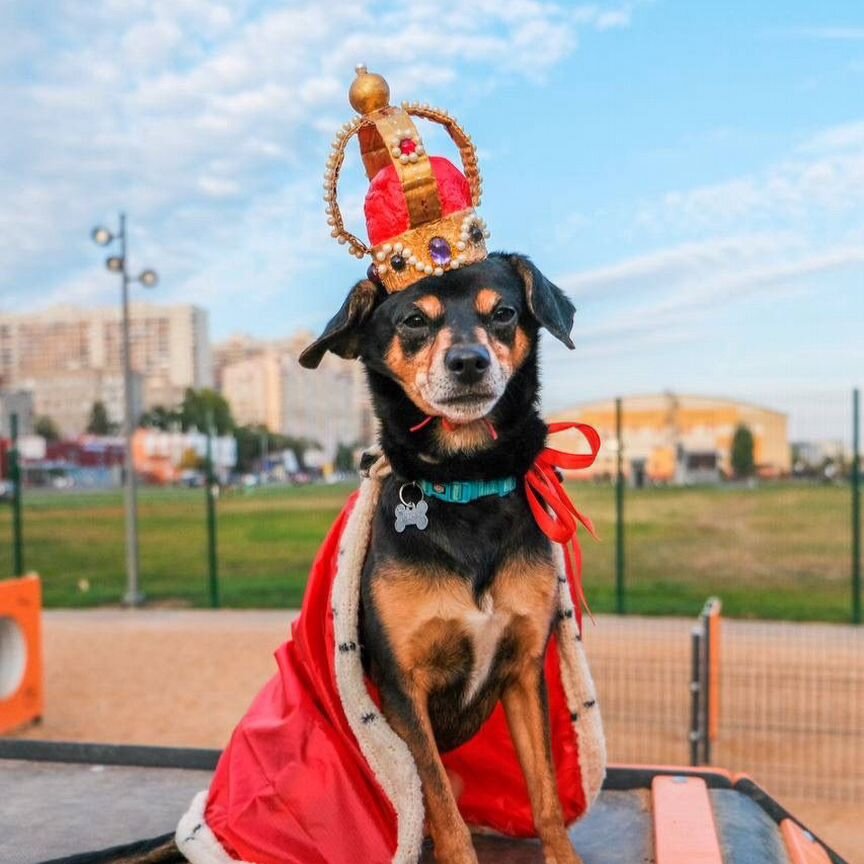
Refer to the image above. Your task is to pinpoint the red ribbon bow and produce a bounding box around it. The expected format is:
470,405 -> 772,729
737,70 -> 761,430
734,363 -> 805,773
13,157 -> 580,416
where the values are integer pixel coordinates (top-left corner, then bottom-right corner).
525,422 -> 601,632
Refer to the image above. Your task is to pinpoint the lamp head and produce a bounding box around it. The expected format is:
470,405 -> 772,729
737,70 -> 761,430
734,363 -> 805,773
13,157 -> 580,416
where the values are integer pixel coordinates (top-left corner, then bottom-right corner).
138,269 -> 158,288
92,227 -> 113,246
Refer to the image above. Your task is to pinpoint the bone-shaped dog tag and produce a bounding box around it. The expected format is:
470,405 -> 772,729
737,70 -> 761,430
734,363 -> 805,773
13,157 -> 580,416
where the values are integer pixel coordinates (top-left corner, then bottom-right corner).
394,488 -> 429,533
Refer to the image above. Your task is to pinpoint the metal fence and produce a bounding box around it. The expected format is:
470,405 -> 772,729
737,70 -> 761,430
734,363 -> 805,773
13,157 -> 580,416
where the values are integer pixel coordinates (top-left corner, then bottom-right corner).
592,602 -> 864,804
0,387 -> 861,621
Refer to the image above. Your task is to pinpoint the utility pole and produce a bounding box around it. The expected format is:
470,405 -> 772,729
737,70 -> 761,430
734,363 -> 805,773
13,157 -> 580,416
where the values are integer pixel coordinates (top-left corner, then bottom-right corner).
206,410 -> 221,609
10,413 -> 24,576
91,214 -> 158,606
615,397 -> 626,614
853,388 -> 861,625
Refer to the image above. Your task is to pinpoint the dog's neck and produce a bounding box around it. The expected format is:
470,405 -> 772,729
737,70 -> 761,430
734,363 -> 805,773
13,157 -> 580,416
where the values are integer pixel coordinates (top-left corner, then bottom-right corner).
365,356 -> 548,483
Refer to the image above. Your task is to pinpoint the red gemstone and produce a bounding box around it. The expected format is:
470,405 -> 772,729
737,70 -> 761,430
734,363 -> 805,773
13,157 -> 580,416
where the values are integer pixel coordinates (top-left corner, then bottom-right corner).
399,138 -> 417,155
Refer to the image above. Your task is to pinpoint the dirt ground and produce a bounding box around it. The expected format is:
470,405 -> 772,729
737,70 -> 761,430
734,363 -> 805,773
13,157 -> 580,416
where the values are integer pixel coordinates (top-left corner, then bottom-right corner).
9,609 -> 862,862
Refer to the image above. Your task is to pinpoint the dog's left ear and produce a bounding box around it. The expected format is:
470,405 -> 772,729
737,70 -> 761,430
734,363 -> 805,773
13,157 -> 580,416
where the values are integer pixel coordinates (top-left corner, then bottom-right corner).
299,278 -> 382,369
509,254 -> 575,349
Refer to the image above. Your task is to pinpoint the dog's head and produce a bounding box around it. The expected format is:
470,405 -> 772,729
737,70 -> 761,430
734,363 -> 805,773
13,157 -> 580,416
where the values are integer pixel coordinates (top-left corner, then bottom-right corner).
299,253 -> 575,427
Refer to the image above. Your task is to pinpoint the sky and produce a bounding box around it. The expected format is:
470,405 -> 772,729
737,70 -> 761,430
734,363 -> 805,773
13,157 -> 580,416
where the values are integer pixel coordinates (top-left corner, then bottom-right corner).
1,1 -> 862,439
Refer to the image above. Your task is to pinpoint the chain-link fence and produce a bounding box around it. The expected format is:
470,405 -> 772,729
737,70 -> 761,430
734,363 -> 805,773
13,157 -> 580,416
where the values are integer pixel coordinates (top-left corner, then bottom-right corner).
1,388 -> 861,621
590,603 -> 863,859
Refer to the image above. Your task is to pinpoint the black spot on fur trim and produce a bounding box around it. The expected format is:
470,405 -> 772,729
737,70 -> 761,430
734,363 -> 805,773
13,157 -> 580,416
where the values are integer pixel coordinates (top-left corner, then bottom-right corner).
183,824 -> 203,843
583,699 -> 596,709
557,608 -> 574,621
361,712 -> 377,724
338,641 -> 357,653
570,711 -> 579,722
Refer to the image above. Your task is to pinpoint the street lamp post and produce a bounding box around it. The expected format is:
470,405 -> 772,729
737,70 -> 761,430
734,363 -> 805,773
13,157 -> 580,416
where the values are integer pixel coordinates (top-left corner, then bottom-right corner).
91,212 -> 158,606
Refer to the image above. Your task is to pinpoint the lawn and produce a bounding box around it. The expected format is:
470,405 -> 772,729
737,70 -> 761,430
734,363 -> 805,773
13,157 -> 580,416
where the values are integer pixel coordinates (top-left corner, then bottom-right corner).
0,480 -> 856,621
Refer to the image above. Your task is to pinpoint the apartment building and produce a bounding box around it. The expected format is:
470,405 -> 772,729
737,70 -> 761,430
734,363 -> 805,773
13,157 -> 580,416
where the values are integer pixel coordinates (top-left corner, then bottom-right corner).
0,304 -> 211,435
217,333 -> 374,462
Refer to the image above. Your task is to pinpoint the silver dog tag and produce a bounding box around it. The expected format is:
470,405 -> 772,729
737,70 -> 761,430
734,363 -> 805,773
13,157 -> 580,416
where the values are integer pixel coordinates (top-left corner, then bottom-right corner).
394,483 -> 429,533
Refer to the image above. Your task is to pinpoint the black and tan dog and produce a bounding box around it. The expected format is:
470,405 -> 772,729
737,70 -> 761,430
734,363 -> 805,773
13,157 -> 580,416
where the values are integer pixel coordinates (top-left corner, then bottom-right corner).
299,252 -> 583,864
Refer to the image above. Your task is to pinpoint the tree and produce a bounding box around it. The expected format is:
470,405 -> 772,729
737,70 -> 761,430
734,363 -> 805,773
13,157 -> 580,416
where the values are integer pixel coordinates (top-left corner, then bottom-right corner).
731,424 -> 755,478
180,388 -> 234,435
335,442 -> 356,473
287,435 -> 320,471
86,401 -> 115,435
35,415 -> 60,442
138,405 -> 181,430
234,424 -> 269,473
233,424 -> 321,473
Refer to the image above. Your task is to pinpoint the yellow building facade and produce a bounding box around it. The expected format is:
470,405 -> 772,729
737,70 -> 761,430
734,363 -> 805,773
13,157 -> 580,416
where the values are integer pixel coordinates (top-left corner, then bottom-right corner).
550,393 -> 790,483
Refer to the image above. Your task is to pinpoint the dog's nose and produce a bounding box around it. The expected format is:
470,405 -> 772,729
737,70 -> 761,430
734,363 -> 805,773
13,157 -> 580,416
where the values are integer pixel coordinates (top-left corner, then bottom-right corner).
445,345 -> 491,384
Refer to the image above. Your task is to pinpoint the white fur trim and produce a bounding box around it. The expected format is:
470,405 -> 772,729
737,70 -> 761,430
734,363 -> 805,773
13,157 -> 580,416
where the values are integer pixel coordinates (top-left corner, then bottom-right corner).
330,459 -> 425,864
551,543 -> 607,815
176,790 -> 254,864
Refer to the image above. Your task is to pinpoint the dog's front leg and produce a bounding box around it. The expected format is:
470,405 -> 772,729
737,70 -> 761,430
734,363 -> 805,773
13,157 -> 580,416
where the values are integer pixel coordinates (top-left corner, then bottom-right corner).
380,684 -> 478,864
501,664 -> 584,864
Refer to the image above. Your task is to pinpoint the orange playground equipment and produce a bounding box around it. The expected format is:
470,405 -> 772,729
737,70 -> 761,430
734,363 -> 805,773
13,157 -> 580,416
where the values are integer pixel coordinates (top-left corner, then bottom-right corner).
0,573 -> 43,734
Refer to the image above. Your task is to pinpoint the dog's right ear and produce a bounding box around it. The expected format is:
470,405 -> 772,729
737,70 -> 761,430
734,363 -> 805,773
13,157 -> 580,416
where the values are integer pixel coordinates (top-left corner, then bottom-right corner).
299,279 -> 382,369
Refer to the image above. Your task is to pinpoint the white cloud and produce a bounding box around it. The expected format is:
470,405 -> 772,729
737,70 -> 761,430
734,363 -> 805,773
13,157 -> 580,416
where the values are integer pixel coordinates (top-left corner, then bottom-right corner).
550,116 -> 864,372
635,119 -> 864,235
0,0 -> 633,317
553,236 -> 864,364
801,120 -> 864,153
559,233 -> 798,300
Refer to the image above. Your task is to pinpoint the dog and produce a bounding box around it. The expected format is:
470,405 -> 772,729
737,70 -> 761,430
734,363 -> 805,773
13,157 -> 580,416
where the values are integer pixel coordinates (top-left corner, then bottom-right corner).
299,251 -> 583,864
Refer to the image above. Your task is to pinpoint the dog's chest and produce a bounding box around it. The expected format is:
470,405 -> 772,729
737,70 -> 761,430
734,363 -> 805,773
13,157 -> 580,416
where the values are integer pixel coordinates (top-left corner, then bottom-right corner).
371,554 -> 559,699
460,592 -> 513,701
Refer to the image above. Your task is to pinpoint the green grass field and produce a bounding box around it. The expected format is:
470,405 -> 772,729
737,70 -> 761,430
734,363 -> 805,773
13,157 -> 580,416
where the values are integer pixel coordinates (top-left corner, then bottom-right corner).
0,480 -> 855,621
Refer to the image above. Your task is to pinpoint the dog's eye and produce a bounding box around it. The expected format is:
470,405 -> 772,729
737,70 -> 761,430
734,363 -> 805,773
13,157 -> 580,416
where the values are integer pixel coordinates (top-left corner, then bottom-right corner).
402,313 -> 428,330
492,306 -> 516,324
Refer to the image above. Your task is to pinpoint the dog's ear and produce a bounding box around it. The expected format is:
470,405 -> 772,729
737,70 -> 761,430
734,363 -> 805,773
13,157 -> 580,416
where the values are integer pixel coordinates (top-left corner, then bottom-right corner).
509,254 -> 575,349
299,278 -> 382,369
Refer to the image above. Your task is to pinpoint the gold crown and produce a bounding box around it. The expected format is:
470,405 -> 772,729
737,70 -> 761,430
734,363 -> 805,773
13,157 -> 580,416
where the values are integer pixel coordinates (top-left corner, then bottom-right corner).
324,65 -> 490,293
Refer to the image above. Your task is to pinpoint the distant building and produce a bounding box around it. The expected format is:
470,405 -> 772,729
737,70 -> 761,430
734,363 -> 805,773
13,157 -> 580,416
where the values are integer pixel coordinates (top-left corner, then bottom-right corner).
21,437 -> 125,489
0,390 -> 34,438
221,350 -> 283,432
550,393 -> 790,484
0,304 -> 211,434
216,332 -> 374,463
279,352 -> 373,464
132,428 -> 236,485
791,440 -> 848,474
212,332 -> 268,391
18,370 -> 143,438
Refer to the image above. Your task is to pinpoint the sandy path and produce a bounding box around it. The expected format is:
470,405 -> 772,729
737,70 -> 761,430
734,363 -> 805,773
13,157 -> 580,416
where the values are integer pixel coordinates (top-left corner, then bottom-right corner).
7,609 -> 862,861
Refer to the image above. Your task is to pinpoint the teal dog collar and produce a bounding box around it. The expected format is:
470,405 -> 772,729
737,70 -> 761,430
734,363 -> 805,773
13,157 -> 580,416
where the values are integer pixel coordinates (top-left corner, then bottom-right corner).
418,476 -> 517,504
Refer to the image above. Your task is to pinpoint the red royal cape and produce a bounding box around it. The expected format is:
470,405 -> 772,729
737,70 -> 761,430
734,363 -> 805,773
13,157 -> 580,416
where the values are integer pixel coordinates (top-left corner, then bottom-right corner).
177,457 -> 605,864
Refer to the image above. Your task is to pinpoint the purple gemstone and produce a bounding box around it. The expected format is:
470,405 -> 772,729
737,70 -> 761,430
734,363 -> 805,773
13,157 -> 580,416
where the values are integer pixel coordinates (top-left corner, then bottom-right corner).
428,236 -> 452,267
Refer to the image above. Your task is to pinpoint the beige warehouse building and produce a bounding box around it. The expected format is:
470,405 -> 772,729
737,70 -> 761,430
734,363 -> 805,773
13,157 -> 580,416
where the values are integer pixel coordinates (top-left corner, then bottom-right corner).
550,393 -> 789,484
